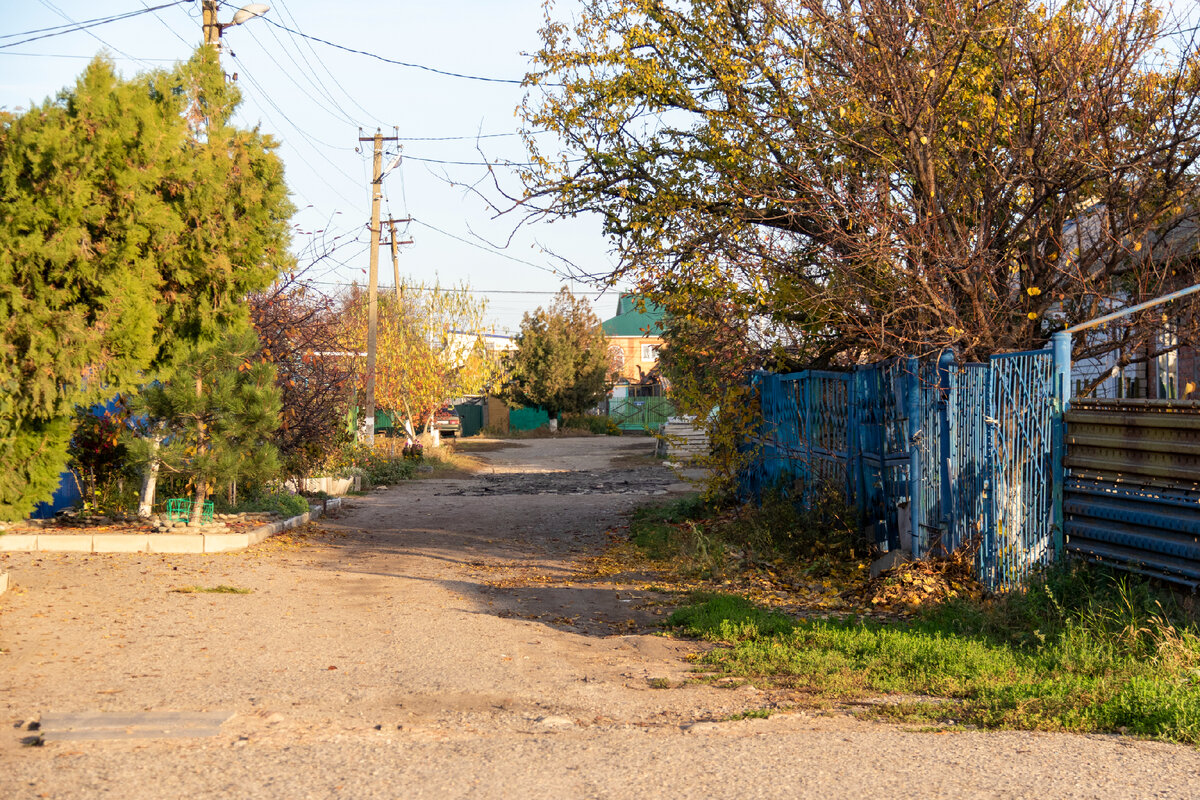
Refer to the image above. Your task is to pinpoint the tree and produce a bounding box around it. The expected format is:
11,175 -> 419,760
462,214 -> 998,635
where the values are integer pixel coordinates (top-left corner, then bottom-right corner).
504,288 -> 610,417
127,326 -> 281,526
0,49 -> 293,519
250,275 -> 357,480
340,282 -> 492,442
518,0 -> 1200,377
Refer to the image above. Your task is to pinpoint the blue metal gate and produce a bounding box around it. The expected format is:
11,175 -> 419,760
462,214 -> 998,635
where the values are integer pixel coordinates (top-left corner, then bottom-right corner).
742,347 -> 1065,590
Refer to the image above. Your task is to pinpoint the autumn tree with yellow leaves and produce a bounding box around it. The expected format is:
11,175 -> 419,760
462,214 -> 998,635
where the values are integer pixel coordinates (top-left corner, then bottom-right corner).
340,283 -> 495,442
519,0 -> 1200,382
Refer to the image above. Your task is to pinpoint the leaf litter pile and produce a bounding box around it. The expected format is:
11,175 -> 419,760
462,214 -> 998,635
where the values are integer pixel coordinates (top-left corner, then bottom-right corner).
571,511 -> 990,624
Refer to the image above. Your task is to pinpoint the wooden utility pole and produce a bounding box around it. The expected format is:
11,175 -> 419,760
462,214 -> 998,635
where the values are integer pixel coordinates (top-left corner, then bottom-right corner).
202,1 -> 220,47
359,130 -> 399,445
386,217 -> 413,304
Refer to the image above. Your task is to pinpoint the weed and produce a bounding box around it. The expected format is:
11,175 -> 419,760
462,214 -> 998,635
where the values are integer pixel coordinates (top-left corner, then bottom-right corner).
721,708 -> 773,721
646,677 -> 673,689
170,585 -> 253,594
666,564 -> 1200,744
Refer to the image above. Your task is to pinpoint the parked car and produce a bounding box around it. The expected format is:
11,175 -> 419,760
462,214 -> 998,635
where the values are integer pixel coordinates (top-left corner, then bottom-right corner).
432,406 -> 461,437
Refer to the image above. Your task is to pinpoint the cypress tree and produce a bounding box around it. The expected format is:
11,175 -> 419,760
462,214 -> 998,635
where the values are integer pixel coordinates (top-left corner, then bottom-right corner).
0,49 -> 293,520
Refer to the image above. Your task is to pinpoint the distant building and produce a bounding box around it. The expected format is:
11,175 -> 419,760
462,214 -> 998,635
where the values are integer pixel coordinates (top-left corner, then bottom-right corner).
601,294 -> 665,389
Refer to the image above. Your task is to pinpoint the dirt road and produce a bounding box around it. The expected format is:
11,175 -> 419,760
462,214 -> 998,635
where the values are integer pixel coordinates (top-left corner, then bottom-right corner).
2,436 -> 1198,799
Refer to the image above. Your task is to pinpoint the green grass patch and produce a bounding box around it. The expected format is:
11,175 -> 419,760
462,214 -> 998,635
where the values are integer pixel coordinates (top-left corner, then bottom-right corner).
171,584 -> 253,594
668,565 -> 1200,744
628,494 -> 711,560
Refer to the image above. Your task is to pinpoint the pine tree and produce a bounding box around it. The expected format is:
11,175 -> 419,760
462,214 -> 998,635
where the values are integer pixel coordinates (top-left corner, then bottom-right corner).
504,288 -> 610,418
0,50 -> 293,520
128,326 -> 281,526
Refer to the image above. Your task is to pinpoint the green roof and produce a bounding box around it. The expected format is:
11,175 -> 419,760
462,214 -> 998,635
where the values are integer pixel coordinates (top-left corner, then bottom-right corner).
601,294 -> 665,337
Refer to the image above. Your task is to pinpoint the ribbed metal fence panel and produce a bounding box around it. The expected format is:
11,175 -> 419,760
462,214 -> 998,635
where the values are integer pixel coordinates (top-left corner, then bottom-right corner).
915,359 -> 945,556
1064,399 -> 1200,587
798,371 -> 852,506
953,364 -> 992,560
853,360 -> 913,552
986,350 -> 1056,589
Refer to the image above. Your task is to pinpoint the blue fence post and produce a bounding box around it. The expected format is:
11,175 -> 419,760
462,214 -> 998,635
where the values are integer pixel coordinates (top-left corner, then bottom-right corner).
1050,331 -> 1072,563
905,356 -> 922,557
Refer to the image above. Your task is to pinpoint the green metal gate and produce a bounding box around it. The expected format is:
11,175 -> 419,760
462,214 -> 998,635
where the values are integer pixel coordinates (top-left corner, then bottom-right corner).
608,396 -> 675,431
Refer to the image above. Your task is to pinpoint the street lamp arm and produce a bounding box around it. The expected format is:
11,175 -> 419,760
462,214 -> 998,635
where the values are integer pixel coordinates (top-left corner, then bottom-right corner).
229,4 -> 270,27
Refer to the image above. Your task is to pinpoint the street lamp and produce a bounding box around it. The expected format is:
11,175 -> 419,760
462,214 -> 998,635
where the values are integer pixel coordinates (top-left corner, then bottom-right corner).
202,2 -> 270,48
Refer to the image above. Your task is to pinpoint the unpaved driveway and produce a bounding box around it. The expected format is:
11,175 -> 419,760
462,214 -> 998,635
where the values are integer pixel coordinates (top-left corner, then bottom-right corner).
1,436 -> 1198,799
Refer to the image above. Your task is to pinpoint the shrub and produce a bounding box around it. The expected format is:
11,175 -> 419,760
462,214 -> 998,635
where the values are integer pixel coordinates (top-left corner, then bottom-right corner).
562,413 -> 620,435
216,487 -> 309,518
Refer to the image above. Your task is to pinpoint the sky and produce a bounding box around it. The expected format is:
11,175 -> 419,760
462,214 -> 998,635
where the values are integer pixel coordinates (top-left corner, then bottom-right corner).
0,0 -> 623,333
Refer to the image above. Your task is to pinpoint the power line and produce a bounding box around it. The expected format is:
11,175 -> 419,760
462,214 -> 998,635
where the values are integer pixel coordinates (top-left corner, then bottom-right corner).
397,131 -> 544,142
409,218 -> 560,276
35,0 -> 155,68
404,154 -> 550,167
306,279 -> 562,296
0,1 -> 189,49
0,50 -> 178,60
238,8 -> 535,86
272,0 -> 388,129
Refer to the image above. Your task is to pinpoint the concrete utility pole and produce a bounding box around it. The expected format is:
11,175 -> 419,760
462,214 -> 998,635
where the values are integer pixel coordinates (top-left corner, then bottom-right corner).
386,217 -> 414,304
359,130 -> 399,446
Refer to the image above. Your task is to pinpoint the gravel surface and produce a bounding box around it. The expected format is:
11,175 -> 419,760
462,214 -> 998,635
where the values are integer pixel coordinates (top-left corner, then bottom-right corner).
2,436 -> 1198,799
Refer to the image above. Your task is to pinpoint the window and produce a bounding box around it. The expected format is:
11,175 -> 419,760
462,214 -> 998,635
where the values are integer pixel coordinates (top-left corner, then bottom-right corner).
641,343 -> 659,362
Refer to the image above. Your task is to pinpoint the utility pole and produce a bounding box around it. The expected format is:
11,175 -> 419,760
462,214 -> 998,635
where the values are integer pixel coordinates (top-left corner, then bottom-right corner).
202,1 -> 220,47
201,2 -> 270,51
385,217 -> 413,304
359,130 -> 399,446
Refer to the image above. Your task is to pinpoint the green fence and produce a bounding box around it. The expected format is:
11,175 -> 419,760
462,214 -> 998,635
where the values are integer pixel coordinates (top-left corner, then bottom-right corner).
608,396 -> 675,431
455,403 -> 484,437
509,406 -> 551,431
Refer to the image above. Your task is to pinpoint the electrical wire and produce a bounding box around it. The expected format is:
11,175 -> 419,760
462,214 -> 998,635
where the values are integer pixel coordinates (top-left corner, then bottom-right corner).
409,218 -> 560,276
306,280 -> 562,296
35,0 -> 155,68
234,7 -> 538,86
229,54 -> 364,210
271,0 -> 389,129
0,1 -> 189,49
241,23 -> 360,127
0,50 -> 178,60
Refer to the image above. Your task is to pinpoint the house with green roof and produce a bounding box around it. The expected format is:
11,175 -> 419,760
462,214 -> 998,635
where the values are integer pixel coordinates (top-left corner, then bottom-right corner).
601,294 -> 665,386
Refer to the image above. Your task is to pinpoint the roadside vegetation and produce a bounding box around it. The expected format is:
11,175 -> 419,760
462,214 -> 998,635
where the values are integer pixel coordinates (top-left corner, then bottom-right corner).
620,495 -> 1200,745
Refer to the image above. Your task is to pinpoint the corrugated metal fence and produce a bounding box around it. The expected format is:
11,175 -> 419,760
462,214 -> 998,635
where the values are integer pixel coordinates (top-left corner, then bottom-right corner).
742,347 -> 1067,590
1065,399 -> 1200,587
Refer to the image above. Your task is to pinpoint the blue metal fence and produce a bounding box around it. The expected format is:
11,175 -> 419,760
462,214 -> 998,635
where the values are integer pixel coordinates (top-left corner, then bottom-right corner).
741,345 -> 1066,590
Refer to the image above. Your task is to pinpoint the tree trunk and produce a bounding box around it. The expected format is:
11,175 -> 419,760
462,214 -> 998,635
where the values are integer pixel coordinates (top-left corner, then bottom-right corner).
428,410 -> 440,448
137,433 -> 163,518
188,479 -> 207,527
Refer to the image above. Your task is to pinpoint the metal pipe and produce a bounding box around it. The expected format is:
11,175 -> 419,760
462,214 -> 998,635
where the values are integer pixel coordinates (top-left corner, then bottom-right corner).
1066,282 -> 1200,333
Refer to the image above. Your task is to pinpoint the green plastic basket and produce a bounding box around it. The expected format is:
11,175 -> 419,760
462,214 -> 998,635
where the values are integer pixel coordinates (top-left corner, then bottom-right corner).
164,499 -> 214,524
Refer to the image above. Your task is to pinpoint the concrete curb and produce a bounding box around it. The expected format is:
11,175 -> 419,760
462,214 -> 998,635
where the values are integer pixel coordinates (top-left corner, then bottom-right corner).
0,498 -> 342,557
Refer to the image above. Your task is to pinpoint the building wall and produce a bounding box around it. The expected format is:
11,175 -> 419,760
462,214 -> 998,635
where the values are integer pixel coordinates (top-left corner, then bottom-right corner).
608,335 -> 663,383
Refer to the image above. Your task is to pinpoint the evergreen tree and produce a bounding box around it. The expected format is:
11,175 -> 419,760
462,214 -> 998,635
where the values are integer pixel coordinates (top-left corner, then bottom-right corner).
504,288 -> 609,418
128,326 -> 281,526
0,49 -> 293,520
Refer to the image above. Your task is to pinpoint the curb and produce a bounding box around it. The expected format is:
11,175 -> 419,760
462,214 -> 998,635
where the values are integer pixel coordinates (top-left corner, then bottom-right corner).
0,497 -> 342,558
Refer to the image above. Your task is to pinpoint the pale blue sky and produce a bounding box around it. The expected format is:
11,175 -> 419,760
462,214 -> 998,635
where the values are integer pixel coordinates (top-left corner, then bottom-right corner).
0,0 -> 622,332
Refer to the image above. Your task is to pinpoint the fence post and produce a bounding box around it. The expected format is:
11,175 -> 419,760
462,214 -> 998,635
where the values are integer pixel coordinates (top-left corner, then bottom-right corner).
905,356 -> 922,557
1050,330 -> 1072,563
